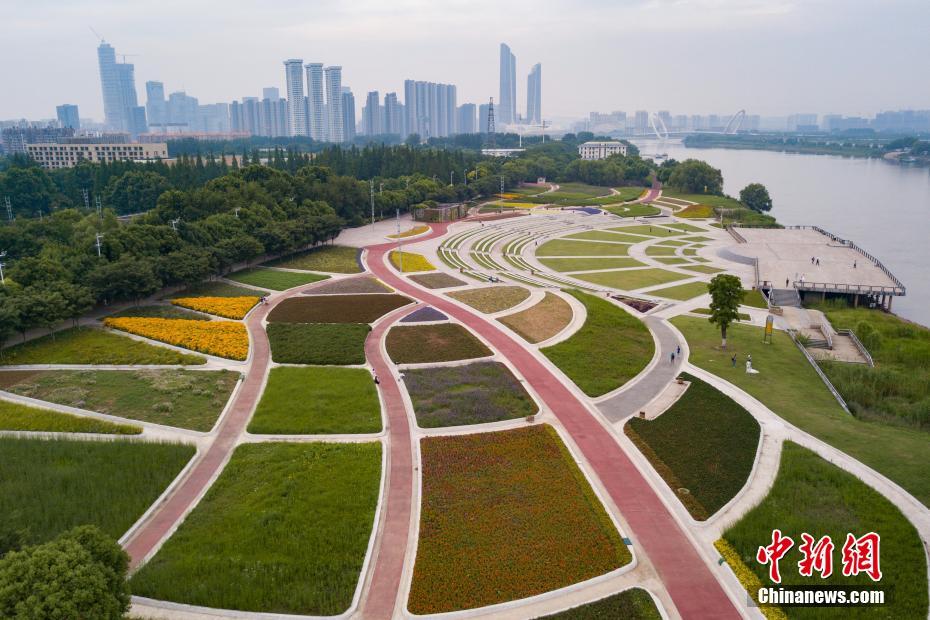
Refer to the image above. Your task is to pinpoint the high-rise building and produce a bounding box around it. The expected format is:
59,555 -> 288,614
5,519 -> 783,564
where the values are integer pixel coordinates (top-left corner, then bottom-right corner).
499,43 -> 516,125
403,80 -> 417,139
97,41 -> 146,135
401,80 -> 457,140
145,81 -> 167,128
325,66 -> 344,142
444,84 -> 457,136
526,63 -> 541,125
304,63 -> 325,141
283,59 -> 307,136
384,92 -> 402,136
167,91 -> 199,129
634,110 -> 649,135
341,87 -> 355,141
56,104 -> 80,130
363,91 -> 381,136
478,103 -> 491,134
457,103 -> 477,134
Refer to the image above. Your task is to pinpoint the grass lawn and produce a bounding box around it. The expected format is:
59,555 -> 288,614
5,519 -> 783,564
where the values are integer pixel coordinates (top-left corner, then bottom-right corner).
605,204 -> 662,217
661,191 -> 742,209
408,425 -> 630,613
645,245 -> 678,256
386,323 -> 491,364
389,250 -> 436,273
404,361 -> 536,427
131,442 -> 381,615
649,281 -> 709,301
248,367 -> 380,434
389,225 -> 430,238
677,205 -> 715,218
613,225 -> 680,237
626,373 -> 760,520
498,292 -> 573,343
539,257 -> 643,272
0,437 -> 194,544
537,588 -> 660,619
565,230 -> 640,244
542,290 -> 653,396
105,305 -> 209,321
654,239 -> 689,247
447,286 -> 530,313
267,323 -> 370,365
537,239 -> 631,257
0,399 -> 140,434
572,268 -> 688,291
653,257 -> 691,265
665,223 -> 707,233
612,186 -> 649,201
172,281 -> 258,298
304,276 -> 392,295
268,294 -> 411,324
672,316 -> 930,508
264,245 -> 362,274
719,442 -> 927,619
0,327 -> 205,366
408,272 -> 467,289
691,308 -> 752,321
225,267 -> 328,291
0,369 -> 239,431
742,289 -> 769,308
681,264 -> 725,274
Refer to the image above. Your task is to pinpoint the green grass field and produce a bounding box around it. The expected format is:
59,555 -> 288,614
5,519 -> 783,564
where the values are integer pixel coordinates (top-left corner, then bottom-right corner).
664,223 -> 707,233
225,267 -> 328,291
572,268 -> 688,291
386,324 -> 491,364
0,399 -> 140,434
720,442 -> 927,619
691,308 -> 751,321
0,437 -> 194,544
644,281 -> 709,301
130,442 -> 381,615
613,225 -> 680,237
536,239 -> 631,257
604,204 -> 662,217
248,367 -> 381,434
172,281 -> 258,298
539,257 -> 643,272
264,245 -> 362,273
105,305 -> 209,321
626,374 -> 760,519
653,257 -> 691,265
268,294 -> 411,324
0,369 -> 238,431
741,289 -> 769,308
673,316 -> 930,508
542,290 -> 653,396
538,588 -> 660,619
645,245 -> 678,256
0,327 -> 205,366
564,230 -> 638,244
682,264 -> 724,274
266,323 -> 370,365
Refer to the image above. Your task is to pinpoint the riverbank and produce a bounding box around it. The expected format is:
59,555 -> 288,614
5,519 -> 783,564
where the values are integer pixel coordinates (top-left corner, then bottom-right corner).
683,134 -> 882,158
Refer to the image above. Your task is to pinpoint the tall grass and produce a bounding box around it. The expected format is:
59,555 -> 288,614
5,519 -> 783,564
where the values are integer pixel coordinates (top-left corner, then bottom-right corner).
0,400 -> 140,435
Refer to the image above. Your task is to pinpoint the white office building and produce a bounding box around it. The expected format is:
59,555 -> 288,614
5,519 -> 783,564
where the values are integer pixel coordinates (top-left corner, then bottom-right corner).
578,141 -> 628,160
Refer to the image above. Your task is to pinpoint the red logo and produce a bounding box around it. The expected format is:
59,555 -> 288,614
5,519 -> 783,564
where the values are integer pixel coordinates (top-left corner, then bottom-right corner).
756,531 -> 882,583
756,529 -> 794,583
798,534 -> 835,578
841,532 -> 883,582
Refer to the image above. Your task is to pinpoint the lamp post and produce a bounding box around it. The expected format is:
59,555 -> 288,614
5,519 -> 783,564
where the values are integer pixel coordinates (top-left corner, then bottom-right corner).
0,251 -> 6,285
94,233 -> 105,258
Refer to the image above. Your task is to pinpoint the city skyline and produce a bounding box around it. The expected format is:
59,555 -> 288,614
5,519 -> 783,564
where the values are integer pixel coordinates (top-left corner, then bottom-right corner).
3,0 -> 928,122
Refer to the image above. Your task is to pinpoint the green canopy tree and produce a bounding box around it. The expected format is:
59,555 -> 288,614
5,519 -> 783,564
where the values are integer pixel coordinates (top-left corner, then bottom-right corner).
668,159 -> 723,194
739,182 -> 773,212
707,274 -> 744,349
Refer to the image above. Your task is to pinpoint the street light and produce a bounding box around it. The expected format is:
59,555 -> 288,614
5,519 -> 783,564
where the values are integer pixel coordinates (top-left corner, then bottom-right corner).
0,251 -> 7,285
95,233 -> 105,258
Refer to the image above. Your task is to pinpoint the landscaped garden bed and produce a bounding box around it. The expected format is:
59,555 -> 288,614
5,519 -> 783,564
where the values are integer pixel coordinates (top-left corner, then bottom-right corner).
264,245 -> 362,273
171,296 -> 259,319
267,323 -> 370,365
386,323 -> 491,364
498,292 -> 573,343
403,361 -> 536,427
408,425 -> 630,613
248,367 -> 381,434
408,272 -> 467,289
0,399 -> 140,434
542,291 -> 653,396
626,374 -> 760,520
0,327 -> 205,366
130,442 -> 381,615
104,317 -> 249,360
447,286 -> 530,313
538,588 -> 660,619
388,224 -> 430,238
611,295 -> 658,313
106,305 -> 210,321
571,268 -> 687,291
267,294 -> 411,324
226,267 -> 328,291
676,204 -> 715,218
389,250 -> 436,272
537,239 -> 632,257
0,369 -> 239,431
400,306 -> 448,323
303,275 -> 392,295
538,257 -> 642,272
0,437 -> 194,544
172,281 -> 259,298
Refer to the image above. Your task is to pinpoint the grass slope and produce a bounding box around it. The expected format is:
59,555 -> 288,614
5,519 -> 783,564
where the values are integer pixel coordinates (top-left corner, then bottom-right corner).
267,323 -> 370,365
226,267 -> 328,291
537,239 -> 631,257
0,399 -> 140,434
571,268 -> 687,291
265,245 -> 362,273
498,292 -> 573,343
539,257 -> 643,272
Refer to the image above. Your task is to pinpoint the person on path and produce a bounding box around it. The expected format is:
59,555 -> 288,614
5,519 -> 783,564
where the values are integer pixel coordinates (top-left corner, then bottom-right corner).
676,345 -> 681,356
670,352 -> 676,364
785,277 -> 790,287
811,256 -> 815,264
731,354 -> 737,367
373,374 -> 380,385
816,258 -> 820,266
854,260 -> 857,269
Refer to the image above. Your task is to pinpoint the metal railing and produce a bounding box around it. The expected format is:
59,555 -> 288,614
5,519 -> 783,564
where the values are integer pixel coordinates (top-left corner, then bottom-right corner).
837,329 -> 875,367
794,281 -> 905,296
788,329 -> 852,415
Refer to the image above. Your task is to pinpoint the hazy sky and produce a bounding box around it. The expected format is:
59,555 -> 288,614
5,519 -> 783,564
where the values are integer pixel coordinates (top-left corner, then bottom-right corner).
5,0 -> 929,122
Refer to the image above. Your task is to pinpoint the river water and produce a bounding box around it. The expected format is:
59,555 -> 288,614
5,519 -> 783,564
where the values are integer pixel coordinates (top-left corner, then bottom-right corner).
633,139 -> 930,328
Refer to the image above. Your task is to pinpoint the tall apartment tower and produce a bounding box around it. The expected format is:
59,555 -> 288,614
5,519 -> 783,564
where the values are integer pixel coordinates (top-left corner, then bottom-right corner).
97,41 -> 146,135
457,103 -> 477,134
403,80 -> 417,139
363,91 -> 381,136
384,92 -> 402,136
324,66 -> 344,142
342,88 -> 356,141
283,59 -> 307,136
526,63 -> 541,125
304,63 -> 325,141
145,81 -> 167,128
56,104 -> 80,130
498,43 -> 516,125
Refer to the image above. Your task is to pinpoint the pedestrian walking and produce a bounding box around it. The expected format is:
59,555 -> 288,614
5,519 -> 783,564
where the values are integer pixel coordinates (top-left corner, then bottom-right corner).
676,345 -> 681,356
785,277 -> 789,287
854,260 -> 857,269
731,354 -> 737,367
670,352 -> 676,364
816,258 -> 820,266
811,256 -> 815,264
373,374 -> 380,385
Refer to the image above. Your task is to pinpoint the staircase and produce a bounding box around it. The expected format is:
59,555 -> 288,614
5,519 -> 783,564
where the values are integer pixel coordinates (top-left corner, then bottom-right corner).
770,288 -> 801,308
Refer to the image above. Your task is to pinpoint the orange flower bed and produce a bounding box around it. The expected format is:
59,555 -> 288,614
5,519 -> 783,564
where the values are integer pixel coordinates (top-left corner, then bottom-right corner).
171,296 -> 259,319
103,317 -> 249,360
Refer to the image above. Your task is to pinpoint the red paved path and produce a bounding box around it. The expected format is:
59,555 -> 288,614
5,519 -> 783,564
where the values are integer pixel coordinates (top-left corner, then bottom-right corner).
362,224 -> 740,620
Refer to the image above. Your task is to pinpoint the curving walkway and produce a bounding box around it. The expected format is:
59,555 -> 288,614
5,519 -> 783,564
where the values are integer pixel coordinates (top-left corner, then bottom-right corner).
363,224 -> 740,620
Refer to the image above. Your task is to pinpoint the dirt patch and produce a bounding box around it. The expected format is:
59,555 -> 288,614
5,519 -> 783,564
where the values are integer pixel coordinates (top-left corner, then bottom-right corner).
447,286 -> 530,314
497,293 -> 573,343
0,370 -> 41,389
268,294 -> 411,324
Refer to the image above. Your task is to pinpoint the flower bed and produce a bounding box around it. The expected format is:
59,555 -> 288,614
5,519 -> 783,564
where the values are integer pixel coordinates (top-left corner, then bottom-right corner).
267,294 -> 411,324
677,204 -> 715,219
389,250 -> 436,273
388,225 -> 430,239
104,317 -> 249,360
171,296 -> 259,319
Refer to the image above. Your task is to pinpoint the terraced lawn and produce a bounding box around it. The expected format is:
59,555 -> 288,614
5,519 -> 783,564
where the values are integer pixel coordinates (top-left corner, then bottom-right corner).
498,292 -> 574,343
612,225 -> 680,237
408,426 -> 630,613
649,281 -> 709,301
564,230 -> 641,243
653,257 -> 691,265
0,437 -> 194,544
404,361 -> 537,427
265,245 -> 362,273
538,257 -> 642,272
248,367 -> 381,434
226,267 -> 328,291
447,286 -> 530,313
604,204 -> 662,218
0,399 -> 140,434
267,323 -> 370,365
665,223 -> 707,233
130,442 -> 381,615
542,290 -> 653,396
644,245 -> 678,256
537,239 -> 632,257
267,294 -> 411,324
626,374 -> 760,520
681,264 -> 724,274
571,268 -> 688,291
538,589 -> 660,619
0,369 -> 238,431
0,327 -> 205,366
719,442 -> 927,619
408,272 -> 467,289
386,324 -> 491,364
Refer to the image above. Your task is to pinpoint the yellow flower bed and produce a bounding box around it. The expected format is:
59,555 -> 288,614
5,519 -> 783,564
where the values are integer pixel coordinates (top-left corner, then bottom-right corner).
677,204 -> 715,219
499,192 -> 521,200
171,296 -> 259,319
390,250 -> 436,273
388,225 -> 430,239
498,201 -> 540,209
714,539 -> 787,620
103,317 -> 249,360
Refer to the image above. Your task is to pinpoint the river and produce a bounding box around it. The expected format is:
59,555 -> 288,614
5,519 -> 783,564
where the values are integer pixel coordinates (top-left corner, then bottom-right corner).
633,139 -> 930,328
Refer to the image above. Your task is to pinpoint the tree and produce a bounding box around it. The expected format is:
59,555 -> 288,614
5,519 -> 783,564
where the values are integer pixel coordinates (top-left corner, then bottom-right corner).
0,526 -> 130,620
0,297 -> 20,356
707,274 -> 744,349
57,283 -> 96,327
739,183 -> 773,212
667,159 -> 723,194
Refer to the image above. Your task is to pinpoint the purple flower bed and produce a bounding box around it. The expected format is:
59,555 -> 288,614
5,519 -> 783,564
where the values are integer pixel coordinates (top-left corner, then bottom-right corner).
565,207 -> 602,216
401,306 -> 448,323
